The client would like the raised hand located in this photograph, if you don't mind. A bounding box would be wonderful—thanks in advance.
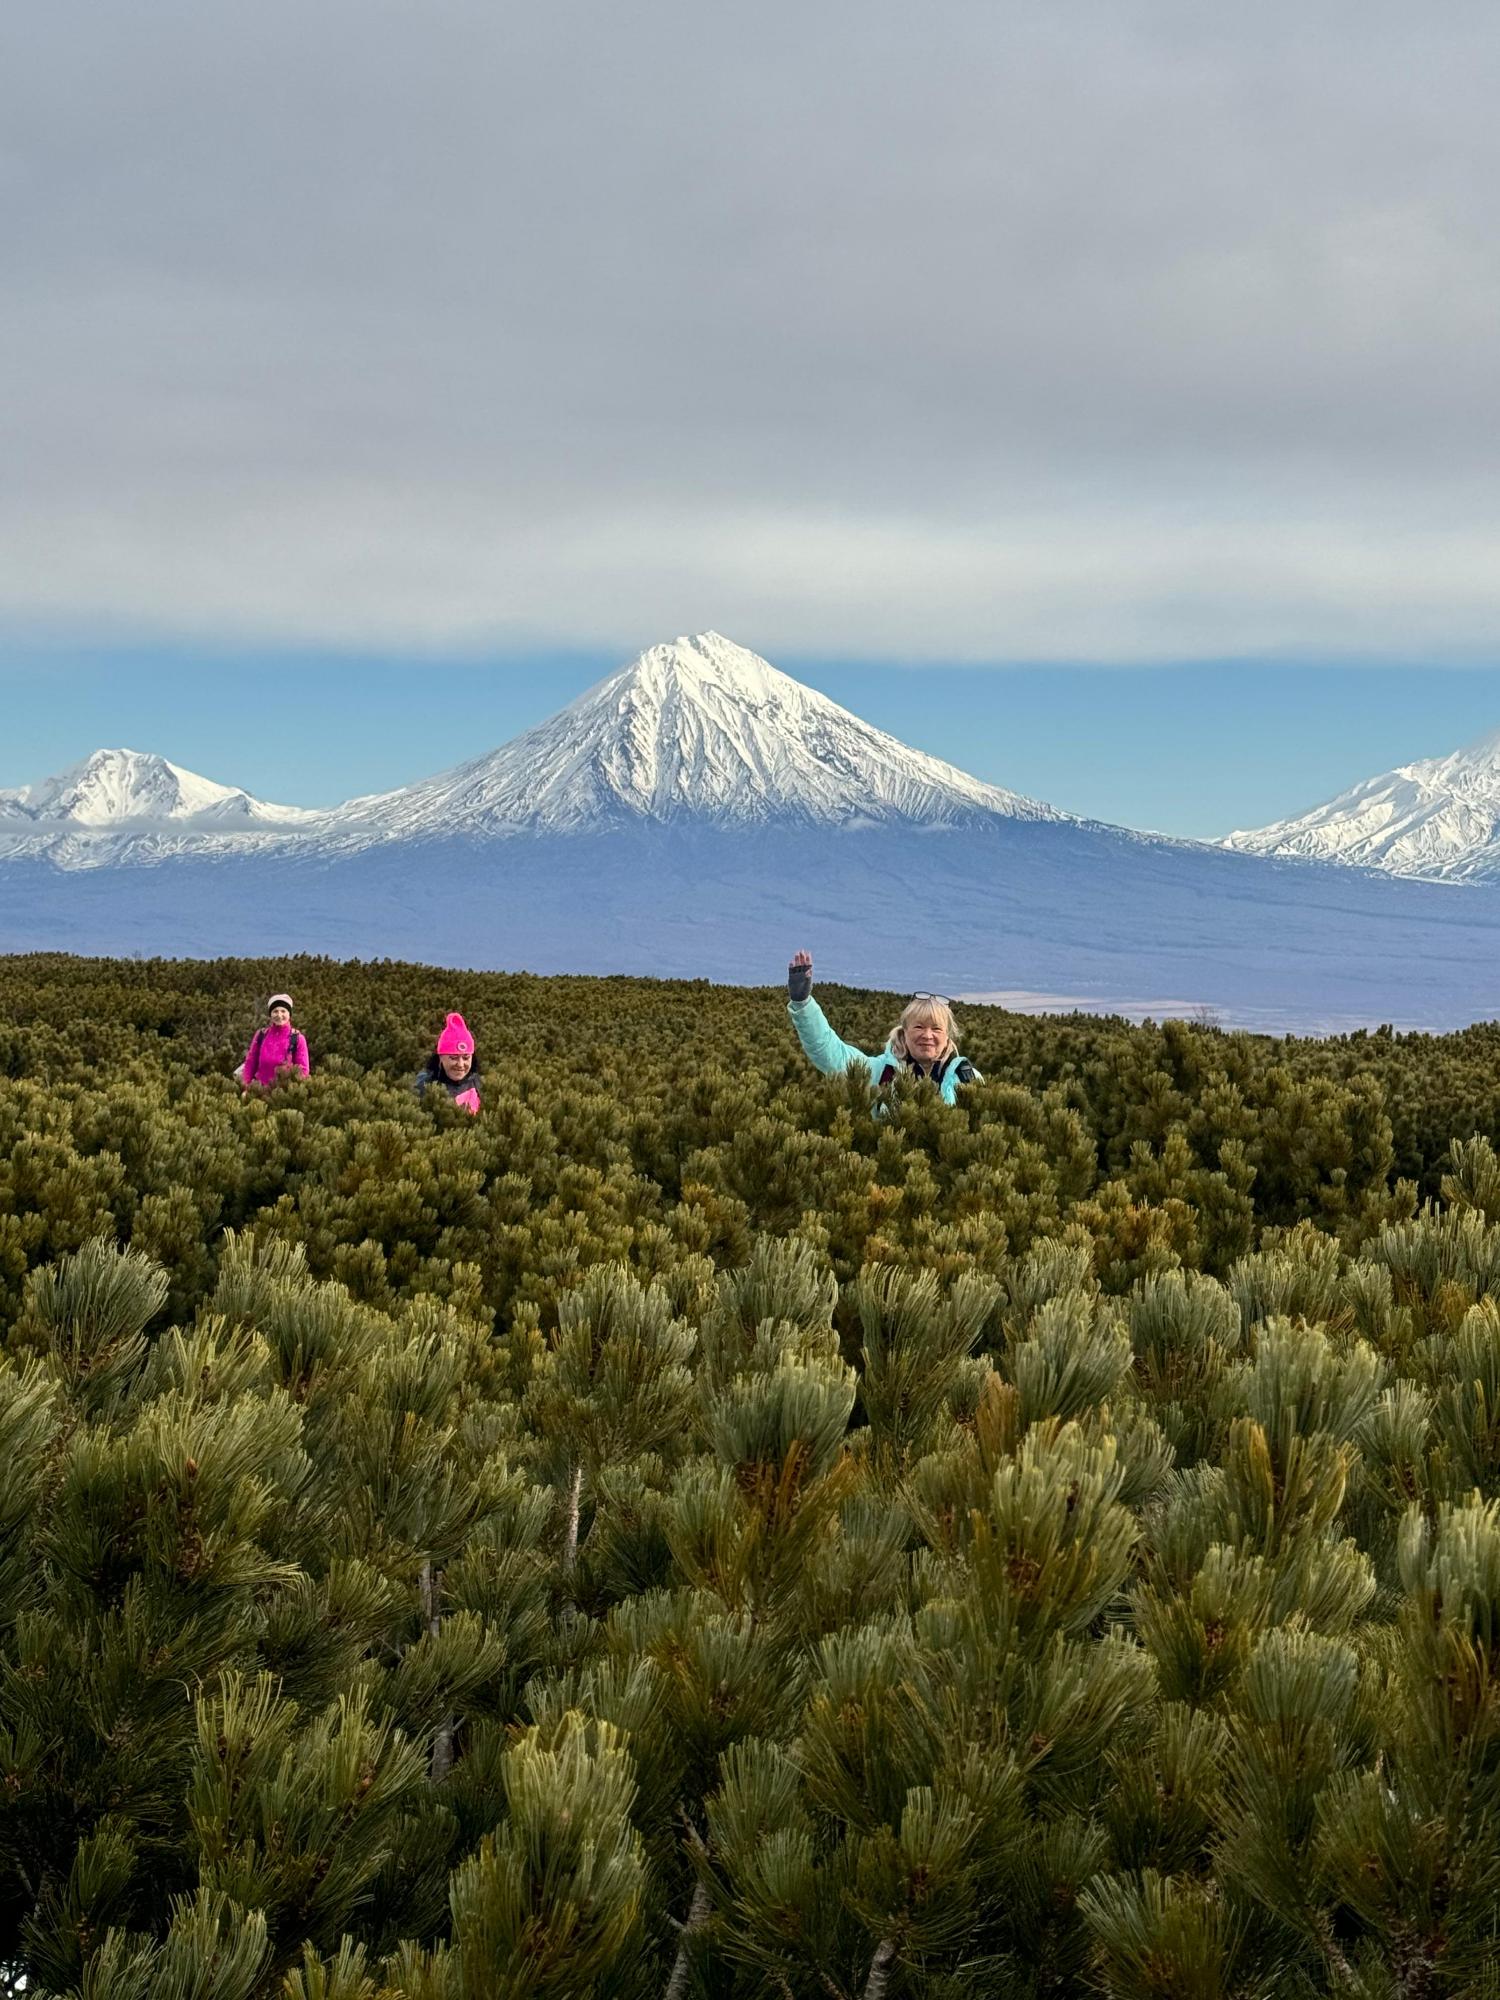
[787,950,813,1003]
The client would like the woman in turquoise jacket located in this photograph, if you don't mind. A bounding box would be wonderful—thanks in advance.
[786,950,980,1102]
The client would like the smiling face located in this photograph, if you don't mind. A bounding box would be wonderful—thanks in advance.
[904,1016,947,1063]
[440,1049,473,1080]
[895,996,956,1067]
[268,1004,291,1029]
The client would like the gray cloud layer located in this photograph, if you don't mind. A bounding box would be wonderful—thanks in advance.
[4,2,1499,659]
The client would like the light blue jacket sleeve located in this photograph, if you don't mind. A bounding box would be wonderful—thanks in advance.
[788,996,882,1080]
[938,1059,981,1104]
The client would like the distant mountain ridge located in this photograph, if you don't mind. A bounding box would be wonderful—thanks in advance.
[0,634,1065,867]
[3,632,1499,1033]
[1224,727,1500,883]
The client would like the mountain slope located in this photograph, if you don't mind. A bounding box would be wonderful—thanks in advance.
[328,632,1062,839]
[2,819,1498,1033]
[1224,727,1500,883]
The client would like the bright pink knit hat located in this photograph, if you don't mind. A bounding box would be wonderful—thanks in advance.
[436,1012,474,1056]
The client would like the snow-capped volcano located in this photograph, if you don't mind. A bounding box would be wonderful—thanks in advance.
[0,748,322,866]
[4,634,1500,1031]
[0,636,1062,867]
[1223,726,1500,883]
[330,632,1063,839]
[0,748,316,829]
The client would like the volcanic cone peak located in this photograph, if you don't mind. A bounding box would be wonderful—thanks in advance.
[333,631,1064,835]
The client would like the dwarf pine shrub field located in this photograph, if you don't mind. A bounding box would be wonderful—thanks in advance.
[6,953,1500,1998]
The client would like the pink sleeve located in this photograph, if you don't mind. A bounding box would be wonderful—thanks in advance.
[296,1035,311,1077]
[242,1038,257,1085]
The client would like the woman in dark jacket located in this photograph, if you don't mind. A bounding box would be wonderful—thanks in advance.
[414,1012,481,1113]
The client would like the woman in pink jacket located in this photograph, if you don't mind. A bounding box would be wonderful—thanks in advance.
[241,993,311,1090]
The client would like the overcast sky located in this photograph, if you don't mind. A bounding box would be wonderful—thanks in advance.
[5,0,1499,666]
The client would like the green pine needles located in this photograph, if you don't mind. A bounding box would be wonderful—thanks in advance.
[6,954,1500,1995]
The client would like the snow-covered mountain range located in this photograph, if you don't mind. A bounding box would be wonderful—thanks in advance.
[2,632,1499,1033]
[1224,727,1500,884]
[0,634,1062,865]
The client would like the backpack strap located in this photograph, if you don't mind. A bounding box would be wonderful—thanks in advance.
[878,1060,898,1087]
[249,1026,302,1076]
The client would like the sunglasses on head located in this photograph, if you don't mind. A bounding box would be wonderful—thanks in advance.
[911,992,952,1007]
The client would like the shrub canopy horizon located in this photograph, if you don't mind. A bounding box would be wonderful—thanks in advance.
[2,953,1499,1997]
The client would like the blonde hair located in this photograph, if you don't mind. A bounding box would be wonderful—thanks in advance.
[887,994,959,1061]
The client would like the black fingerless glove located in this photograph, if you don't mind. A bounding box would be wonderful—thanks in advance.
[787,963,812,1003]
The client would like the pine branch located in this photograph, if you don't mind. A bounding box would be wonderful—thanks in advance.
[862,1935,899,2000]
[1390,1922,1441,2000]
[1314,1910,1359,1991]
[664,1877,711,2000]
[563,1462,583,1572]
[419,1558,455,1782]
